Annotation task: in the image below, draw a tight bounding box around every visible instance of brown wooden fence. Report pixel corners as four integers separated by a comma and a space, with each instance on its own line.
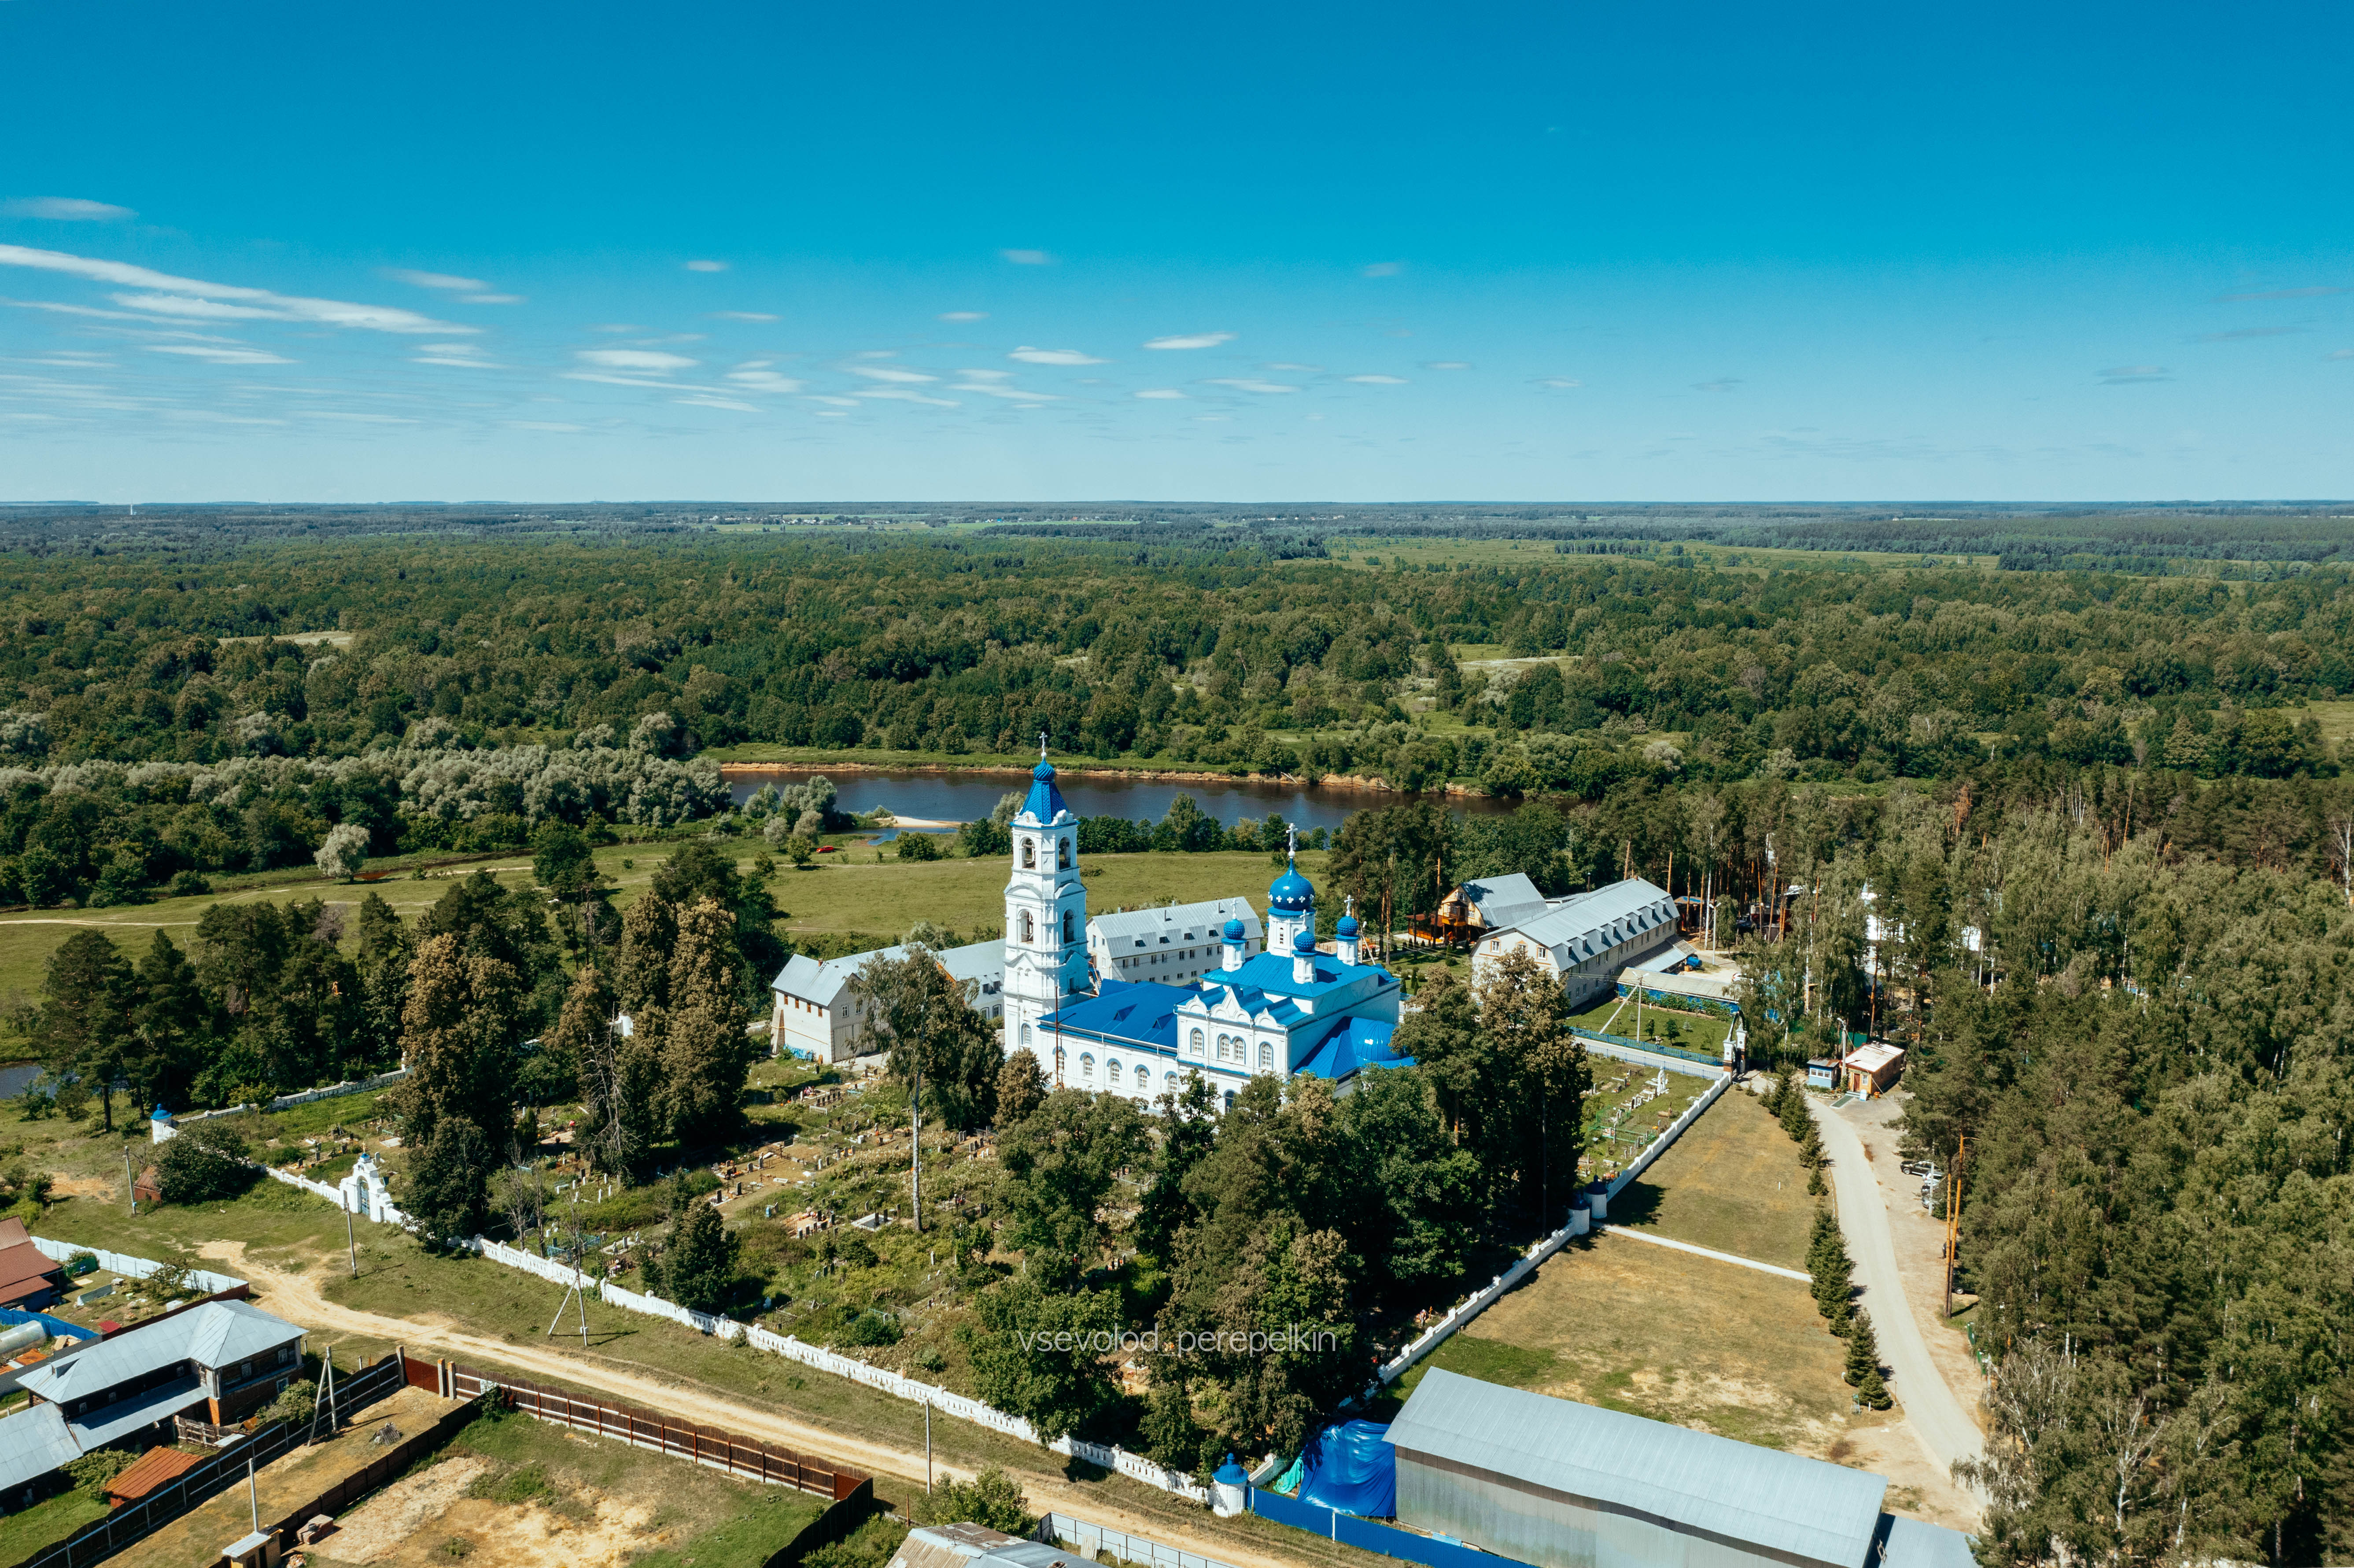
409, 1355, 871, 1504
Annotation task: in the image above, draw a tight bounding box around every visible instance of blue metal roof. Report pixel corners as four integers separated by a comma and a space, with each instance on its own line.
1038, 982, 1195, 1050
1215, 948, 1391, 1001
1295, 1016, 1412, 1081
1019, 758, 1071, 823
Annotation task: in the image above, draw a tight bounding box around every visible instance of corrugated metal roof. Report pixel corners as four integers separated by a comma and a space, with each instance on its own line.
771, 939, 1004, 1008
18, 1300, 300, 1405
69, 1375, 205, 1448
1499, 878, 1674, 956
1092, 897, 1262, 946
1387, 1370, 1886, 1568
1880, 1514, 1976, 1568
1457, 874, 1550, 930
104, 1443, 204, 1501
0, 1403, 80, 1493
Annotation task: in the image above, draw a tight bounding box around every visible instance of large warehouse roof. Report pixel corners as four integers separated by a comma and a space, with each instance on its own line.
1387, 1370, 1887, 1568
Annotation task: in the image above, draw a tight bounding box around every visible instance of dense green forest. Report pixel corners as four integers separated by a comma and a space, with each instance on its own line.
3, 513, 2354, 907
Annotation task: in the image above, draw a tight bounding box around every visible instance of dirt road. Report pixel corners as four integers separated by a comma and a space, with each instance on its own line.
199, 1243, 1306, 1568
1807, 1106, 1984, 1488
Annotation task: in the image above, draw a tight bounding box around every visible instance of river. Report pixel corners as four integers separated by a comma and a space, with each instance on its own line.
723, 766, 1514, 833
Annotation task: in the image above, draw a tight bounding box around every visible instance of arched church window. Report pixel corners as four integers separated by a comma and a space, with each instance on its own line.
1058, 838, 1072, 869
1062, 910, 1074, 943
1020, 911, 1034, 942
1020, 1023, 1033, 1047
1188, 1029, 1204, 1056
1080, 1053, 1095, 1081
1258, 1043, 1273, 1072
1022, 837, 1035, 868
1107, 1059, 1122, 1086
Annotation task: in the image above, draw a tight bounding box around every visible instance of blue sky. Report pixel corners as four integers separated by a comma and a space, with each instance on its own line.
2, 0, 2347, 503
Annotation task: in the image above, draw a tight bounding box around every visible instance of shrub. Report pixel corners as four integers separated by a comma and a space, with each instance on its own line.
261, 1378, 317, 1426
914, 1464, 1032, 1535
155, 1119, 256, 1204
895, 832, 943, 863
63, 1450, 134, 1493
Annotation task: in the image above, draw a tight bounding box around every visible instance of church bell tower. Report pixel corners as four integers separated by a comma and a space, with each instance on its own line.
1003, 742, 1090, 1073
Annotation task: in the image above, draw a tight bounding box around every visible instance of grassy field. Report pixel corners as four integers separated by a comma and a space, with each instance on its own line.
1383, 1226, 1864, 1457
0, 1485, 108, 1565
1568, 993, 1734, 1061
1604, 1086, 1814, 1269
0, 846, 1326, 1026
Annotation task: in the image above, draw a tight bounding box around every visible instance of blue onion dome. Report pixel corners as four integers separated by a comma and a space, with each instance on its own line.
1213, 1454, 1249, 1486
1292, 928, 1317, 954
1269, 863, 1315, 911
1033, 758, 1055, 780
1223, 918, 1245, 941
1336, 913, 1360, 937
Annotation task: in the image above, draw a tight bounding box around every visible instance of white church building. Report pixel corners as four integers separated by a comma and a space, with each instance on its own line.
769, 753, 1413, 1101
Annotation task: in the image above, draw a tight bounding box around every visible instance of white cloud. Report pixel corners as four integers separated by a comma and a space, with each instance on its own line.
462, 294, 523, 304
3, 198, 135, 221
110, 293, 285, 321
1136, 388, 1186, 399
940, 310, 988, 321
414, 356, 505, 368
952, 380, 1058, 400
807, 395, 860, 406
1144, 332, 1232, 350
1423, 361, 1471, 370
858, 387, 959, 406
384, 269, 490, 291
1361, 261, 1402, 277
576, 348, 698, 371
509, 420, 584, 432
726, 369, 806, 392
675, 395, 762, 412
1011, 345, 1106, 365
302, 411, 417, 423
1345, 374, 1408, 384
959, 368, 1012, 381
1265, 362, 1321, 371
848, 364, 938, 383
590, 324, 639, 332
0, 243, 469, 333
1203, 377, 1298, 394
146, 344, 295, 364
684, 259, 729, 272
1000, 249, 1053, 266
2327, 349, 2354, 361
710, 310, 779, 322
1535, 376, 1583, 389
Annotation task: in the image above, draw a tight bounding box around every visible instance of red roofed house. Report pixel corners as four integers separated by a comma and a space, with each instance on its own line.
0, 1219, 65, 1311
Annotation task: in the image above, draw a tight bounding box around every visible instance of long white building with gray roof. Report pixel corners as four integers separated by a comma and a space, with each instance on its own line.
1469, 876, 1680, 1007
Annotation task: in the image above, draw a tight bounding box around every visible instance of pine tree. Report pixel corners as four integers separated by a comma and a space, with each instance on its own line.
1845, 1307, 1882, 1386
35, 930, 133, 1131
1810, 1215, 1854, 1332
1807, 1161, 1826, 1196
647, 1177, 740, 1314
1854, 1364, 1891, 1410
1796, 1119, 1824, 1168
654, 898, 748, 1147
393, 933, 525, 1239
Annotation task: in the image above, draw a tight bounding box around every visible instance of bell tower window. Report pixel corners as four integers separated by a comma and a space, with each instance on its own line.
1058, 838, 1073, 870
1020, 910, 1034, 942
1062, 909, 1075, 944
1022, 837, 1036, 869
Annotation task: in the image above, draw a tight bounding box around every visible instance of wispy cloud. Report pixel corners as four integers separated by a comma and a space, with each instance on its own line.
684, 259, 729, 272
2325, 349, 2353, 361
1203, 377, 1297, 394
2192, 326, 2299, 342
2099, 365, 2170, 383
1344, 373, 1408, 384
807, 395, 860, 407
1424, 360, 1471, 371
674, 395, 761, 412
726, 369, 805, 392
3, 198, 135, 221
146, 344, 295, 365
412, 342, 505, 369
1361, 262, 1402, 278
1265, 362, 1321, 372
848, 364, 938, 383
385, 269, 489, 292
940, 310, 988, 322
1144, 332, 1232, 350
1135, 388, 1186, 399
952, 379, 1058, 401
508, 420, 585, 432
0, 243, 470, 333
2213, 286, 2345, 302
1690, 377, 1742, 392
1000, 249, 1054, 266
1010, 345, 1106, 365
858, 387, 959, 406
710, 310, 779, 322
1535, 376, 1584, 389
576, 348, 698, 372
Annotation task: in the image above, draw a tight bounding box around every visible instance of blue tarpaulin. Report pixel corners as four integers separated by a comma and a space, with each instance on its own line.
1299, 1420, 1396, 1517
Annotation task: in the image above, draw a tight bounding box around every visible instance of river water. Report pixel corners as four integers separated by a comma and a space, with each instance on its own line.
723, 767, 1514, 833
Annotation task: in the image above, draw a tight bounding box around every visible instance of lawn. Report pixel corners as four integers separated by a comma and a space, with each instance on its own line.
1381, 1229, 1868, 1457
0, 846, 1323, 1023
1602, 1086, 1815, 1270
1567, 993, 1733, 1062
0, 1485, 110, 1566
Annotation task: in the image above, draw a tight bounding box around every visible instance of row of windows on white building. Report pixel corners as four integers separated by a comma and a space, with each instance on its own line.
1019, 1025, 1276, 1074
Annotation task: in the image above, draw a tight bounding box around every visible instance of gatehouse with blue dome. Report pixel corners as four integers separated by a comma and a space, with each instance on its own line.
1009, 765, 1414, 1107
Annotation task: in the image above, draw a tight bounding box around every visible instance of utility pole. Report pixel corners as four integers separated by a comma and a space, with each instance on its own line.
124, 1143, 136, 1214
346, 1208, 358, 1278
1943, 1135, 1967, 1319
247, 1454, 259, 1535
924, 1398, 933, 1494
